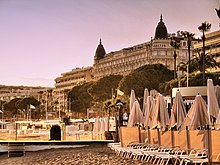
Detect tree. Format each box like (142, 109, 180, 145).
(103, 100, 115, 117)
(3, 97, 41, 119)
(181, 31, 195, 73)
(119, 64, 173, 97)
(198, 21, 211, 85)
(88, 75, 123, 102)
(160, 72, 220, 95)
(3, 98, 22, 118)
(68, 82, 94, 117)
(190, 50, 220, 73)
(170, 39, 181, 79)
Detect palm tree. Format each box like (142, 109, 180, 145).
(190, 50, 220, 73)
(198, 21, 211, 85)
(181, 31, 195, 73)
(170, 39, 181, 79)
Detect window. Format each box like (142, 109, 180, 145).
(182, 41, 187, 47)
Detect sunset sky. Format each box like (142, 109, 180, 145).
(0, 0, 219, 87)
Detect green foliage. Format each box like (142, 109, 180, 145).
(88, 75, 123, 102)
(68, 82, 94, 114)
(160, 72, 220, 96)
(198, 21, 211, 33)
(119, 64, 173, 97)
(3, 97, 41, 119)
(190, 51, 220, 72)
(187, 73, 220, 86)
(103, 99, 115, 116)
(18, 97, 41, 109)
(170, 40, 181, 49)
(159, 79, 178, 96)
(178, 52, 220, 75)
(4, 98, 21, 115)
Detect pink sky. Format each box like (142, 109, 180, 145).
(0, 0, 219, 87)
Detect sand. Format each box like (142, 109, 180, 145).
(0, 144, 153, 165)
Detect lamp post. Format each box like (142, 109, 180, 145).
(115, 100, 124, 142)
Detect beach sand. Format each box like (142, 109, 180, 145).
(0, 144, 153, 165)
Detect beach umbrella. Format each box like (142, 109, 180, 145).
(129, 90, 136, 111)
(143, 96, 155, 127)
(104, 117, 109, 131)
(151, 94, 170, 131)
(143, 88, 149, 113)
(127, 100, 144, 127)
(93, 118, 101, 133)
(216, 85, 220, 108)
(169, 90, 187, 130)
(207, 79, 220, 124)
(181, 95, 210, 130)
(99, 118, 106, 133)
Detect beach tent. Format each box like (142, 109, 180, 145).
(151, 94, 170, 131)
(207, 79, 220, 124)
(143, 88, 149, 113)
(181, 95, 210, 130)
(127, 100, 144, 127)
(169, 90, 187, 130)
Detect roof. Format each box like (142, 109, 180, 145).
(155, 15, 168, 39)
(94, 39, 106, 60)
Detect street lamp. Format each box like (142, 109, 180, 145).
(115, 100, 124, 142)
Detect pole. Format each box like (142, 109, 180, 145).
(174, 50, 177, 79)
(178, 66, 180, 87)
(187, 64, 189, 87)
(46, 92, 48, 120)
(202, 31, 206, 86)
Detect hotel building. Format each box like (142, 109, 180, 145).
(54, 66, 93, 113)
(93, 15, 198, 79)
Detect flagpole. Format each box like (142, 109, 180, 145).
(46, 91, 48, 121)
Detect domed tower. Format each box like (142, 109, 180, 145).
(94, 39, 106, 64)
(154, 15, 168, 39)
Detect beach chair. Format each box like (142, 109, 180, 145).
(175, 148, 208, 165)
(147, 146, 174, 165)
(119, 142, 147, 158)
(151, 146, 183, 165)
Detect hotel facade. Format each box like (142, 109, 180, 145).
(54, 66, 93, 113)
(93, 15, 198, 79)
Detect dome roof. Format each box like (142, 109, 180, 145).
(155, 15, 168, 39)
(94, 39, 106, 60)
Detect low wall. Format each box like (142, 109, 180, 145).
(211, 130, 220, 162)
(120, 127, 139, 147)
(120, 127, 220, 163)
